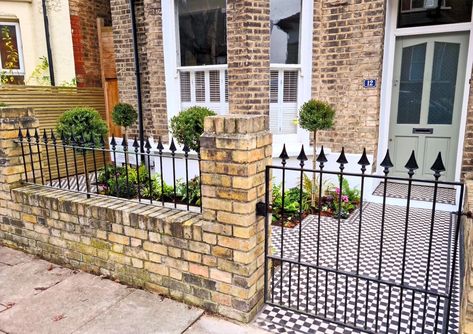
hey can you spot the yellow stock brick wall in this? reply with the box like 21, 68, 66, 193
0, 111, 272, 323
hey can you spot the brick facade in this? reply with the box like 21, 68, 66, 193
109, 0, 169, 141
69, 0, 112, 87
0, 109, 271, 323
312, 0, 386, 155
226, 0, 271, 115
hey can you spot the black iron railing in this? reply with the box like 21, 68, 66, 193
263, 145, 464, 334
16, 128, 201, 212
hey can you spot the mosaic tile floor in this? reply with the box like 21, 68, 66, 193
255, 203, 460, 334
372, 182, 457, 205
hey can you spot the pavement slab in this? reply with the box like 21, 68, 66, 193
0, 246, 34, 266
185, 315, 269, 334
0, 259, 72, 307
0, 272, 133, 334
74, 289, 204, 334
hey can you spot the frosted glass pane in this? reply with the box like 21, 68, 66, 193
397, 43, 426, 124
428, 42, 460, 125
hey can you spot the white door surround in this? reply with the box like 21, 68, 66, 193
378, 0, 473, 182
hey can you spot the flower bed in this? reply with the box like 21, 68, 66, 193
96, 164, 201, 206
272, 175, 360, 228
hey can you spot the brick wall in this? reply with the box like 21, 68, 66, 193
0, 110, 271, 323
461, 71, 473, 179
462, 181, 473, 333
109, 0, 168, 141
312, 0, 386, 155
226, 0, 271, 115
69, 0, 112, 87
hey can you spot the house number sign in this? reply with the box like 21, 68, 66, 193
363, 79, 377, 88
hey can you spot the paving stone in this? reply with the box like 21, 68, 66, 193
0, 246, 34, 266
75, 289, 204, 334
0, 260, 72, 306
186, 315, 269, 334
0, 272, 132, 334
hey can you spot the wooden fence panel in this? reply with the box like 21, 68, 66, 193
0, 86, 109, 182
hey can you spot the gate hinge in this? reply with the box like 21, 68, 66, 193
256, 202, 271, 217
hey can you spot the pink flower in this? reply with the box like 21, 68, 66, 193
342, 195, 349, 203
335, 188, 340, 195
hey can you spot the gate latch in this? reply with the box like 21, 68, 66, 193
256, 202, 270, 217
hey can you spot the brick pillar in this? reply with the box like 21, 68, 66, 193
200, 115, 272, 322
0, 108, 38, 216
226, 0, 271, 115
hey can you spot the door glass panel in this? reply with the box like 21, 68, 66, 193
428, 42, 460, 124
397, 43, 427, 124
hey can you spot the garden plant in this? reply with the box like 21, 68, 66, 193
298, 99, 335, 206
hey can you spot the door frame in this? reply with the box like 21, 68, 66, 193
378, 0, 473, 182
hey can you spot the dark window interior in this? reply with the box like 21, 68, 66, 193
270, 0, 301, 64
177, 0, 227, 67
398, 0, 472, 28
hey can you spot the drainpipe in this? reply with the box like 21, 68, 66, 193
41, 0, 55, 86
129, 0, 145, 155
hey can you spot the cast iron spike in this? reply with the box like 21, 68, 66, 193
157, 137, 164, 151
34, 128, 40, 141
430, 152, 446, 176
50, 129, 56, 142
132, 137, 139, 150
145, 137, 152, 151
26, 128, 31, 140
42, 129, 48, 143
110, 135, 117, 148
336, 147, 348, 165
279, 144, 289, 161
316, 146, 328, 163
380, 149, 394, 169
18, 128, 23, 140
358, 148, 371, 166
404, 150, 419, 171
183, 143, 190, 154
297, 145, 308, 162
169, 138, 177, 152
121, 135, 127, 148
100, 135, 105, 147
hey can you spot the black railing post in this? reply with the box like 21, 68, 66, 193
145, 138, 153, 204
170, 138, 177, 209
26, 129, 36, 184
60, 132, 71, 190
51, 130, 62, 188
18, 128, 28, 183
34, 129, 45, 185
42, 129, 52, 184
296, 145, 308, 310
157, 137, 165, 206
183, 144, 190, 211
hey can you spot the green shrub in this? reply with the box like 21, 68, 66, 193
56, 107, 108, 147
112, 103, 138, 134
177, 176, 201, 206
170, 106, 216, 152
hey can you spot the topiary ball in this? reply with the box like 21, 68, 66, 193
112, 103, 138, 129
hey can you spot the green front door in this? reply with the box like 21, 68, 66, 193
389, 33, 469, 181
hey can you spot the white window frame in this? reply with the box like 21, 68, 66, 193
378, 0, 473, 183
0, 21, 25, 76
162, 0, 314, 147
400, 0, 449, 13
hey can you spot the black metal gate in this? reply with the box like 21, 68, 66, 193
263, 146, 464, 334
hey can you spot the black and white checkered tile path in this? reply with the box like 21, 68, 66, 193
48, 172, 98, 193
373, 182, 456, 205
255, 203, 461, 334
